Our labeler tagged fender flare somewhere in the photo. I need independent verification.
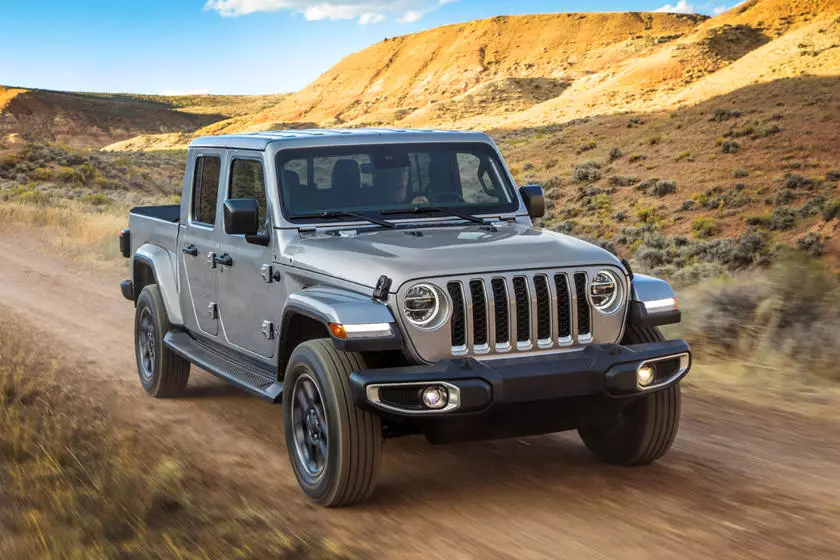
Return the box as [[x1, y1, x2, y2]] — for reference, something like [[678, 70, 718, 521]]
[[280, 287, 401, 354], [133, 243, 183, 326], [629, 274, 680, 328]]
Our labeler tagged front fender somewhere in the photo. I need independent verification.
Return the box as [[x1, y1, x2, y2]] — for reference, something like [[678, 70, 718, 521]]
[[133, 243, 183, 326], [283, 287, 401, 351], [628, 274, 680, 328]]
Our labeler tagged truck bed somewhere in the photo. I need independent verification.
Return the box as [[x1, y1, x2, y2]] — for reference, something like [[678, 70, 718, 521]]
[[130, 205, 180, 223], [128, 205, 181, 257]]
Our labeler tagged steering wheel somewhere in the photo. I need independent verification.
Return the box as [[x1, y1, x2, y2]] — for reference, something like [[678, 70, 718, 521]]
[[428, 192, 465, 204]]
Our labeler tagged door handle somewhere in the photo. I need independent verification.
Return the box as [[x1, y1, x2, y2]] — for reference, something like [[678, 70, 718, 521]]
[[182, 244, 198, 257], [214, 253, 233, 267]]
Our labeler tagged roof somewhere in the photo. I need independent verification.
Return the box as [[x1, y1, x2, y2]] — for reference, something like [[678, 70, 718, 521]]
[[188, 128, 493, 151]]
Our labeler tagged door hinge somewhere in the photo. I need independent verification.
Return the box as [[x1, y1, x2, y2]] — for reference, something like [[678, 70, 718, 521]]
[[261, 321, 275, 340], [260, 264, 273, 283], [208, 302, 218, 319], [207, 251, 217, 269]]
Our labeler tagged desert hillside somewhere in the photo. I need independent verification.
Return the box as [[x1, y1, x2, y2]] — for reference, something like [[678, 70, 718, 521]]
[[2, 0, 839, 275]]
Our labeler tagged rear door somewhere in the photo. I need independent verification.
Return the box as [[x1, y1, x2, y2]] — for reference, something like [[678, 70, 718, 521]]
[[217, 153, 284, 358], [179, 151, 223, 336]]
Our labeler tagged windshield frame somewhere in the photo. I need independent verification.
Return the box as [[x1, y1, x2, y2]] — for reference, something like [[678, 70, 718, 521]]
[[274, 141, 521, 226]]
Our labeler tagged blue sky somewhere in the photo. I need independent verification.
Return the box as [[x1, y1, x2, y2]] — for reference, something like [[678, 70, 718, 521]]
[[0, 0, 736, 95]]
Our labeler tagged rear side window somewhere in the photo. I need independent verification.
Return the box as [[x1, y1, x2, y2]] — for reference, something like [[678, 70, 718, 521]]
[[229, 159, 267, 229], [192, 156, 221, 226]]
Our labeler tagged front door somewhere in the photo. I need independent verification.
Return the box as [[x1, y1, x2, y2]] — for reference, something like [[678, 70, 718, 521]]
[[180, 152, 223, 336], [217, 154, 284, 358]]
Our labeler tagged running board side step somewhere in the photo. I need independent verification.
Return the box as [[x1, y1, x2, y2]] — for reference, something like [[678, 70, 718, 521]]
[[164, 331, 283, 403]]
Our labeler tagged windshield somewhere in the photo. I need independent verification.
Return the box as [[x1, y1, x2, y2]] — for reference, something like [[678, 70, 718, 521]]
[[276, 143, 519, 222]]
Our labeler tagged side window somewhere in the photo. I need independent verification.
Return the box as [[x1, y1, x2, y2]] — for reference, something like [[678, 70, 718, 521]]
[[192, 156, 221, 226], [457, 153, 504, 204], [229, 159, 268, 231]]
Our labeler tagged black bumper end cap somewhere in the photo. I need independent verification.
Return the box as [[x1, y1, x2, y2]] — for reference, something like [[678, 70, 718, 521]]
[[120, 280, 134, 301], [629, 301, 681, 329]]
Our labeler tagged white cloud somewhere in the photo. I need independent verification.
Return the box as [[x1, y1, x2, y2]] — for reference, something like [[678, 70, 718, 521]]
[[711, 5, 729, 14], [205, 0, 456, 24], [398, 10, 423, 23], [654, 1, 696, 13]]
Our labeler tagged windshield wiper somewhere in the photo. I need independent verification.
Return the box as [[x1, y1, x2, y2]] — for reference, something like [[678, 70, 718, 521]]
[[294, 211, 396, 229], [381, 206, 487, 224]]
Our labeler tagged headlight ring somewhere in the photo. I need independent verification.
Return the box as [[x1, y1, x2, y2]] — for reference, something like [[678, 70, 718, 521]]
[[403, 283, 448, 329]]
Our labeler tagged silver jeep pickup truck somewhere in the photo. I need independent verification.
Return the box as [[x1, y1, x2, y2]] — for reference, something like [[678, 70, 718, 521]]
[[120, 129, 689, 507]]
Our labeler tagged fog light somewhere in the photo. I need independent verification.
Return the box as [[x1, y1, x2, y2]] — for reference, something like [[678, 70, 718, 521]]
[[637, 365, 656, 387], [421, 386, 448, 410]]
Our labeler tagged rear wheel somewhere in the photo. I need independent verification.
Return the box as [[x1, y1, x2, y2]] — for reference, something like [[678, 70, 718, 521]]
[[282, 339, 381, 507], [578, 326, 681, 465], [134, 285, 190, 397]]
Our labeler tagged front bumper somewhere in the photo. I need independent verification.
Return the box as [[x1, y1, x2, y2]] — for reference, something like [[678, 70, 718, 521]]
[[350, 340, 691, 417]]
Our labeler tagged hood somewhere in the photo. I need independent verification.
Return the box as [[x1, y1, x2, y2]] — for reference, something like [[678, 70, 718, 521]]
[[286, 222, 621, 290]]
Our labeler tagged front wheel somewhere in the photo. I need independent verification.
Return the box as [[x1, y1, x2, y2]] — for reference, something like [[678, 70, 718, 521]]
[[282, 339, 381, 507], [578, 326, 681, 465]]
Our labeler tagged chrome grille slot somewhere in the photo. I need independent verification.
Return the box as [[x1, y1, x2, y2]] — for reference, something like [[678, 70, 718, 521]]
[[512, 276, 531, 347], [491, 278, 510, 349], [574, 273, 591, 338], [447, 282, 466, 352], [469, 280, 489, 351], [554, 274, 572, 341]]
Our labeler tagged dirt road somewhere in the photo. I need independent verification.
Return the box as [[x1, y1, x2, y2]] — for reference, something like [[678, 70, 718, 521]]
[[2, 234, 839, 559]]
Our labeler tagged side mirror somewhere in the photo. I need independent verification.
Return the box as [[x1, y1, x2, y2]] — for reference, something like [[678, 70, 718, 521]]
[[519, 185, 545, 219], [224, 198, 259, 235]]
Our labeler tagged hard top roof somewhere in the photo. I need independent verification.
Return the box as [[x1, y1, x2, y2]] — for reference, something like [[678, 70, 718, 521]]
[[188, 128, 493, 151]]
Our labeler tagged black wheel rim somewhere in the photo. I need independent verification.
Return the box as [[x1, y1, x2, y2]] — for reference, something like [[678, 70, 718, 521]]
[[138, 308, 156, 381], [292, 371, 328, 481]]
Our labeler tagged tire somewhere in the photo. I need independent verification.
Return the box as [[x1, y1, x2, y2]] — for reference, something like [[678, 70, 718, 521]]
[[282, 339, 381, 507], [134, 284, 191, 398], [578, 326, 681, 466]]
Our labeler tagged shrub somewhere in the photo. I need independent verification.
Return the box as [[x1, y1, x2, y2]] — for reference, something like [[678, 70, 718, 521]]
[[798, 196, 826, 217], [692, 217, 720, 238], [608, 175, 639, 187], [680, 257, 840, 380], [769, 207, 797, 230], [797, 232, 824, 257], [649, 179, 677, 197], [636, 205, 662, 225], [721, 140, 741, 154], [823, 199, 840, 221], [573, 161, 602, 183], [614, 211, 628, 222], [680, 200, 696, 212], [733, 167, 750, 178], [784, 173, 816, 189], [81, 192, 112, 206], [648, 133, 663, 146], [576, 139, 597, 153], [826, 170, 840, 182], [772, 187, 796, 205], [674, 151, 692, 162], [608, 147, 622, 161], [627, 116, 643, 128], [711, 108, 741, 122], [628, 154, 647, 163]]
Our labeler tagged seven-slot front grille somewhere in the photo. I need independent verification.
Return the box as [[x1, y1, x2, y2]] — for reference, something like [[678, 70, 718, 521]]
[[446, 271, 598, 355]]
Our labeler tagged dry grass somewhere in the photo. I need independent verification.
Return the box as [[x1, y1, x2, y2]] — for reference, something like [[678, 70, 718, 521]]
[[0, 200, 128, 267], [0, 315, 351, 558]]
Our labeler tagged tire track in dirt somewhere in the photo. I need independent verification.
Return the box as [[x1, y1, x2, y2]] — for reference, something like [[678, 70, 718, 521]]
[[1, 234, 839, 559]]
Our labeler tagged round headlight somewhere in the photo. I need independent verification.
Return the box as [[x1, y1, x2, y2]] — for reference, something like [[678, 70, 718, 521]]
[[590, 270, 620, 312], [404, 283, 442, 327]]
